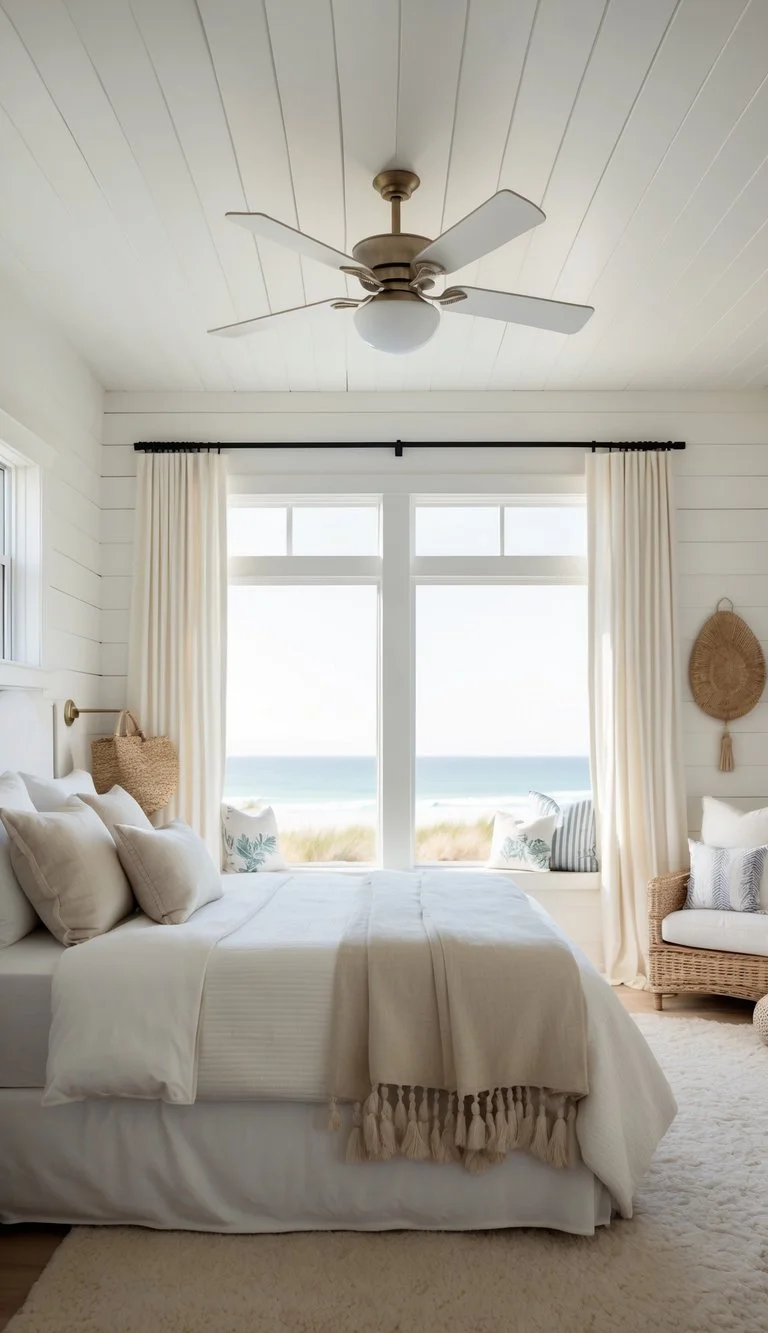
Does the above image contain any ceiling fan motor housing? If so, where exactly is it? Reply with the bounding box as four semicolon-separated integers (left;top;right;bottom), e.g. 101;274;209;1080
351;233;433;290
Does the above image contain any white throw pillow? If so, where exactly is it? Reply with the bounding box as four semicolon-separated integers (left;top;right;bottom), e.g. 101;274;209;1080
686;838;768;913
222;804;288;873
113;820;223;925
21;768;96;813
0;803;135;946
701;796;768;850
68;786;153;842
487;811;557;872
0;771;39;947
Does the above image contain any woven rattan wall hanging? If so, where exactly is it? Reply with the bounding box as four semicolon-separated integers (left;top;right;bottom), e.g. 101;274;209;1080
689;598;766;771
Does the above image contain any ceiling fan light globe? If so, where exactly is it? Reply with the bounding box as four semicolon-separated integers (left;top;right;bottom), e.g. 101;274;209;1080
353;293;439;354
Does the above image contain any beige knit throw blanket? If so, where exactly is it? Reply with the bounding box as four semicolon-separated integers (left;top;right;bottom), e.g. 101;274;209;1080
328;871;589;1173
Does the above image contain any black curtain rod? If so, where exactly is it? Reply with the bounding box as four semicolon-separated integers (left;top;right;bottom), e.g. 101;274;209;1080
134;440;685;458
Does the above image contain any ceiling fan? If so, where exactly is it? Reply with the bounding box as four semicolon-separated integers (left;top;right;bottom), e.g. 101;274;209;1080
209;169;593;355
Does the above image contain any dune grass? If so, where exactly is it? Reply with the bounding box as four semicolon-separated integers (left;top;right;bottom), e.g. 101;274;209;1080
279;824;375;864
278;819;493;864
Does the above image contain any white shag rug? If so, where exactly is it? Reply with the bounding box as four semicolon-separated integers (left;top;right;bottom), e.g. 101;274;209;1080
8;1015;768;1333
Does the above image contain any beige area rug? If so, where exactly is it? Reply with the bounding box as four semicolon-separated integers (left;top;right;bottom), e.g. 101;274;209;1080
9;1015;768;1333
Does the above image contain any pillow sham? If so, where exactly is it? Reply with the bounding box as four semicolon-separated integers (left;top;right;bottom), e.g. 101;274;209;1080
69;785;153;842
0;803;135;946
113;820;222;925
701;796;768;851
221;804;288;873
0;771;39;948
528;790;599;872
487;810;557;872
21;768;96;813
686;838;768;913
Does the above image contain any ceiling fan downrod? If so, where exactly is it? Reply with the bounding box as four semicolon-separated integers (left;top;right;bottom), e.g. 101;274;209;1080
371;169;420;236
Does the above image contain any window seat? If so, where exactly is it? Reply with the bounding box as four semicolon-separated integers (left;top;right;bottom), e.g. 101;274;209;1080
488;869;600;892
491;869;602;970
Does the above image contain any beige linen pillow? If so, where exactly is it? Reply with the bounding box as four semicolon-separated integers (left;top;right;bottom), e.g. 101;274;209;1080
0;804;135;946
113;820;223;925
68;785;153;841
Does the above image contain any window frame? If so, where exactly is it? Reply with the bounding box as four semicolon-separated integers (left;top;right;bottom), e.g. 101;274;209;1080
0;462;10;660
227;475;587;870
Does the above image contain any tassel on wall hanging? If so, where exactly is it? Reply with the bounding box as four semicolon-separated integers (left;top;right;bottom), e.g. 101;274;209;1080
689;598;766;772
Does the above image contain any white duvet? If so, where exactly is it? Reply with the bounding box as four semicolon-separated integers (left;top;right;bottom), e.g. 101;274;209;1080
43;871;676;1218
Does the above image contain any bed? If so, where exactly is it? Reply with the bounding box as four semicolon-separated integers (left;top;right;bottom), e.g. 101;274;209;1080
0;691;675;1236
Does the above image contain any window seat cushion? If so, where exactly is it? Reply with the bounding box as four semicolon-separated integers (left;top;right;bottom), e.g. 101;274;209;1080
662;908;768;958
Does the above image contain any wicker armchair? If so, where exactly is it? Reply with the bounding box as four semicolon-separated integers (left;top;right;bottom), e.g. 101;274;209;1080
648;869;768;1008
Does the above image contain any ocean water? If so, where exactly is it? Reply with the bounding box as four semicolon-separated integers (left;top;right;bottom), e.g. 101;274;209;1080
224;755;590;823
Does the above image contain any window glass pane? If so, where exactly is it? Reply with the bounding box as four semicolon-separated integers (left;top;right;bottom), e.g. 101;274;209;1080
0;467;5;552
415;585;589;862
291;506;379;556
225;585;378;863
414;506;500;556
228;506;286;556
503;506;586;556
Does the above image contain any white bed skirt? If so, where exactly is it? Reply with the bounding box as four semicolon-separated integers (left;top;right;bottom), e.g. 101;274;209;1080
0;1092;612;1235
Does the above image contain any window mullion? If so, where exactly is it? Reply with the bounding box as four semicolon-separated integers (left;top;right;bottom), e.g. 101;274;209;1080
380;492;413;869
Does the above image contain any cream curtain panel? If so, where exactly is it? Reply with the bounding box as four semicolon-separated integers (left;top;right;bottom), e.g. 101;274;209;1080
587;451;688;987
128;452;228;863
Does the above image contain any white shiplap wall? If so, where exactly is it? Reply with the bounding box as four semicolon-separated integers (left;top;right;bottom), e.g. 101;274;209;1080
0;279;104;771
102;389;768;838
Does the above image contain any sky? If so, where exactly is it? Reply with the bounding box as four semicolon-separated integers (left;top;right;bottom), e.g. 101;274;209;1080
226;506;589;758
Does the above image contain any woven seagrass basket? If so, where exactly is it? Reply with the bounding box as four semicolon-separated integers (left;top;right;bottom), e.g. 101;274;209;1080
689;598;765;771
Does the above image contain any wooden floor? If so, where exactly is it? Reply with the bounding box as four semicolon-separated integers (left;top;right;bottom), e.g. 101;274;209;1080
0;988;755;1330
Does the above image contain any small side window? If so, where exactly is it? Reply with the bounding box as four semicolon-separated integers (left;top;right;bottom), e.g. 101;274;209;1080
0;444;42;668
0;463;10;660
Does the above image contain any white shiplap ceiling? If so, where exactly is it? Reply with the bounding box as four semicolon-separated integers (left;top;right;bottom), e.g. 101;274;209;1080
1;0;768;393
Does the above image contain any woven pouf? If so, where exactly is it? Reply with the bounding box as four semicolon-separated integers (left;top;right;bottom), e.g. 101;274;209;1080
754;996;768;1046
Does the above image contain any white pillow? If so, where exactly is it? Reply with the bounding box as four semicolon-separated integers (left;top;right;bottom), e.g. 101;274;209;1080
21;769;96;813
0;771;39;947
113;820;223;925
701;796;768;850
487;811;557;872
0;803;135;946
68;786;153;842
222;804;288;873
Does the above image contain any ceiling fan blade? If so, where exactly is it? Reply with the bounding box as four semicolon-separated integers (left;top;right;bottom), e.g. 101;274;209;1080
208;298;343;338
226;213;355;271
413;191;545;274
442;286;593;334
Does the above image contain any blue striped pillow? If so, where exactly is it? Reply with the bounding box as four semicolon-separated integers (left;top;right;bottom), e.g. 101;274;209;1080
528;791;599;873
686;839;767;912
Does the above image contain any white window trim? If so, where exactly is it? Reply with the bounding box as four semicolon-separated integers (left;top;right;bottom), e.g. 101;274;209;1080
0;462;10;659
228;474;586;870
0;442;42;668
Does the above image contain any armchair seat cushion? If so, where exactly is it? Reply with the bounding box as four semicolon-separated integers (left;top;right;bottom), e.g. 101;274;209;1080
662;908;768;958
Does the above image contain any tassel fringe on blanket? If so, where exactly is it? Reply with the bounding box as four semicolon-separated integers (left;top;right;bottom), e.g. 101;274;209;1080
330;1085;579;1172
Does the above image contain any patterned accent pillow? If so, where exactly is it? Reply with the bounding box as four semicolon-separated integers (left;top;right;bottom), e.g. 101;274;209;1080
221;804;288;873
686;839;768;913
528;791;599;873
487;811;557;872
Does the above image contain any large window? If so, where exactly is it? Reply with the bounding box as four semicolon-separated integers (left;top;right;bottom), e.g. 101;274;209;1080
415;584;589;862
226;502;380;863
226;488;588;866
